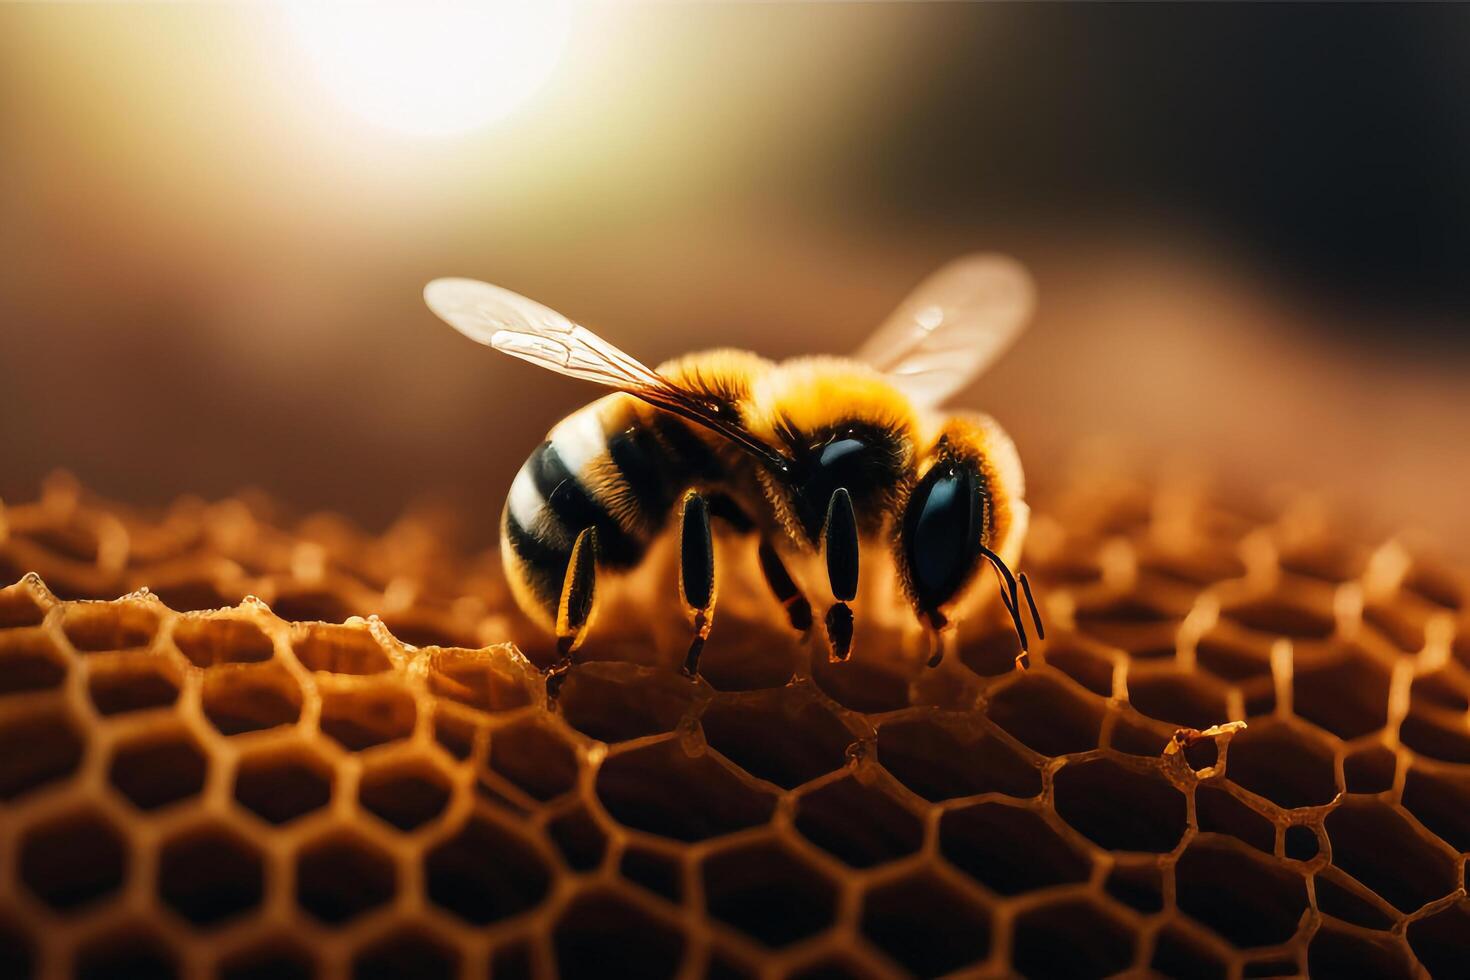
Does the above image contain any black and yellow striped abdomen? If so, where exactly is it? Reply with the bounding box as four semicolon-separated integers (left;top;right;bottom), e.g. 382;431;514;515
500;393;729;630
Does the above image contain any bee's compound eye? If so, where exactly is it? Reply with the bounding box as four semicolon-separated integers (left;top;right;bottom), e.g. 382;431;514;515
902;463;985;615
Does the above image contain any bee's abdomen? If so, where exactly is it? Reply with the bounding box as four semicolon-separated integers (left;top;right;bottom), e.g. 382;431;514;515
502;398;722;623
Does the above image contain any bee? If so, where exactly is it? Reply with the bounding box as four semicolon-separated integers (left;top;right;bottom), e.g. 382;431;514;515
425;255;1043;695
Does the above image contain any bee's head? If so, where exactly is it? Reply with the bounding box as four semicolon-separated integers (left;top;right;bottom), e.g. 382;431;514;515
748;358;919;544
895;415;1029;633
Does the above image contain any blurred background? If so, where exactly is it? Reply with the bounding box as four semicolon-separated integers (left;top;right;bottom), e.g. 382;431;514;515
2;3;1467;553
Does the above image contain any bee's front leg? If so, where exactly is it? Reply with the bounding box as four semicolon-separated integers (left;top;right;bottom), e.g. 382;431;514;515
821;488;859;662
547;526;598;702
678;490;716;678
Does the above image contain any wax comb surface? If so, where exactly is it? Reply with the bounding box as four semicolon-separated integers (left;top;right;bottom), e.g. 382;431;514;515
0;472;1467;978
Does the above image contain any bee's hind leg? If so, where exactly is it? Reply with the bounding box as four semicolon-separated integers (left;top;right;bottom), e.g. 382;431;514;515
821;488;859;662
678;490;717;678
757;538;814;634
547;526;598;702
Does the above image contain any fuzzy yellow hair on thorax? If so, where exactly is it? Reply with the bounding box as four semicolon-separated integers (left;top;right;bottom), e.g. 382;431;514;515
746;356;920;450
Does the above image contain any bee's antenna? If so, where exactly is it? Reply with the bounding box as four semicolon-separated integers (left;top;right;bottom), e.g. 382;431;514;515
976;545;1043;661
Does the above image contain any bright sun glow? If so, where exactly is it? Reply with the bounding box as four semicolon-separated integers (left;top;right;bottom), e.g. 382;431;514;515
285;1;576;138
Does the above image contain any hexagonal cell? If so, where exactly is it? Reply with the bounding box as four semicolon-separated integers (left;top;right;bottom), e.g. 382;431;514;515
295;831;397;925
788;955;883;980
0;915;33;980
693;610;805;692
1127;670;1230;730
701;840;837;948
794;775;923;868
1176;837;1308;948
235;742;334;824
876;717;1040;802
1195;785;1275;854
487;717;579;801
352;926;460;980
1195;630;1273;681
319;681;417;751
75;924;177;980
1282;823;1318;862
1042;640;1116;696
172;616;273;667
957;626;1028;677
987;673;1104;757
1104;860;1163;913
1344;744;1397;793
547;804;608;871
1398;710;1470;763
1325;798;1459;913
810;650;911;713
1054;758;1186;852
19;806;127;911
0;581;48;628
1011;897;1137;980
290;623;391;674
556;663;692;742
1409;669;1470;712
424;812;550;924
432;706;480;760
158;822;265;927
1293;648;1392;740
1226;720;1339;809
701;693;852;789
595;739;777;842
108;726;208;810
1073;593;1181;651
270;590;356;626
1363;601;1427;653
426;646;533;713
218;936;316;980
1402;765;1470;852
1407;899;1470;979
1308;924;1416;980
859;871;991;978
148;578;242;614
87;656;181;715
359;756;451;831
0;630;67;694
554;888;686;980
1223;595;1334;640
491;940;535;980
61;601;159;652
1313;866;1397;930
1150;925;1228;980
0;707;84;799
940;801;1090;896
202;662;302;735
1105;712;1173;758
621;845;683;903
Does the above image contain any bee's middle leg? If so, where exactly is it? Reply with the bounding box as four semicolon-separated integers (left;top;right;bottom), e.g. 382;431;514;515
708;492;813;635
821;488;859;662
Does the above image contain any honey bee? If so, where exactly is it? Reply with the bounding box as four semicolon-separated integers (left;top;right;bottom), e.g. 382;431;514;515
425;255;1042;694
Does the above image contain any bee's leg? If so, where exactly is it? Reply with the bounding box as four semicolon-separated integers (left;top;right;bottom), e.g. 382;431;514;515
924;611;950;668
821;488;859;662
757;538;814;633
547;526;598;702
678;490;716;678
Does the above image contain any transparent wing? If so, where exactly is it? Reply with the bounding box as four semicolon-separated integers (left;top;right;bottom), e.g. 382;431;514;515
424;277;793;471
854;254;1035;409
424;278;665;391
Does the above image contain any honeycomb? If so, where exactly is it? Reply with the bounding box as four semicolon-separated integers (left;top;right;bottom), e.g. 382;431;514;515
1;469;1469;978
